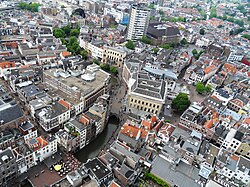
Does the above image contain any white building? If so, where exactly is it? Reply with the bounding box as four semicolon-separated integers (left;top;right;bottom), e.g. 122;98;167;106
127;4;150;40
27;135;57;164
227;51;244;62
195;37;210;47
222;129;243;152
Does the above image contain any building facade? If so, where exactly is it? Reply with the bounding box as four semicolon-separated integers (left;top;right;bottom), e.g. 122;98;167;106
127;4;150;40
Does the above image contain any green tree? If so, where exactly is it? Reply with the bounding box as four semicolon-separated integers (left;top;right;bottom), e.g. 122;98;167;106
100;63;110;71
210;7;217;18
194;50;204;60
148;4;155;9
110;66;118;75
159;10;164;16
60;38;68;45
80;50;88;60
18;2;40;12
70;29;80;37
93;58;100;65
192;49;198;56
171;93;191;114
152;48;159;54
67;42;80;54
196;82;205;94
69;36;78;45
140;36;152;44
199;28;205;35
62;25;71;36
145;173;170;187
242;34;250;40
235;19;244;27
125;40;135;50
180;38;188;46
53;28;65;38
160;43;171;49
205;85;212;93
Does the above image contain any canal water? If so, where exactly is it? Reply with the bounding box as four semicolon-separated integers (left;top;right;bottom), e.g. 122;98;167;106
74;116;119;162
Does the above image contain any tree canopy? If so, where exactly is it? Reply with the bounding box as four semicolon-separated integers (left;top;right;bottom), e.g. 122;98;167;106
140;36;152;44
180;38;188;46
61;25;71;36
100;63;110;71
125;40;135;50
242;34;250;40
53;28;65;38
53;25;83;56
80;50;88;60
192;49;204;60
160;43;171;49
199;28;205;35
171;93;191;114
196;82;206;94
210;7;217;18
196;82;212;94
93;58;100;65
152;48;159;54
110;66;118;75
70;29;80;37
18;2;41;12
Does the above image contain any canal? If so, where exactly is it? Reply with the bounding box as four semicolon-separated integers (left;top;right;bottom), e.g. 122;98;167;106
74;115;119;162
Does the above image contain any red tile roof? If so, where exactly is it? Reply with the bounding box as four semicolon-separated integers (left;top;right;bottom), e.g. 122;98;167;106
61;51;71;57
58;99;71;109
79;114;91;125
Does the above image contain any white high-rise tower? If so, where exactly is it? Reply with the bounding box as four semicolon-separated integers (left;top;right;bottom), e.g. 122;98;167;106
127;4;150;41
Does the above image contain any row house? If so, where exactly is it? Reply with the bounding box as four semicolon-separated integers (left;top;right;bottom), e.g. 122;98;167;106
26;135;57;165
227;94;249;113
36;100;71;132
56;96;109;152
0;148;18;186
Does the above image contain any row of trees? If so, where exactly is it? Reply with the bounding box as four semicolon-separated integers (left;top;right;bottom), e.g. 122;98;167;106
93;59;118;75
229;28;245;36
161;16;187;23
144;173;170;187
192;49;204;60
196;82;212;94
18;2;40;12
242;34;250;40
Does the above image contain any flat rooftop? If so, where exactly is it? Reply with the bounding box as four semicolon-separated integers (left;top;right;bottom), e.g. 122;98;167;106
84;158;111;180
19;121;34;131
44;68;110;99
151;156;200;187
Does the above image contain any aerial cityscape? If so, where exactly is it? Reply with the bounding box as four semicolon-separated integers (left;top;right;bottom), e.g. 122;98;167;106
0;0;249;187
